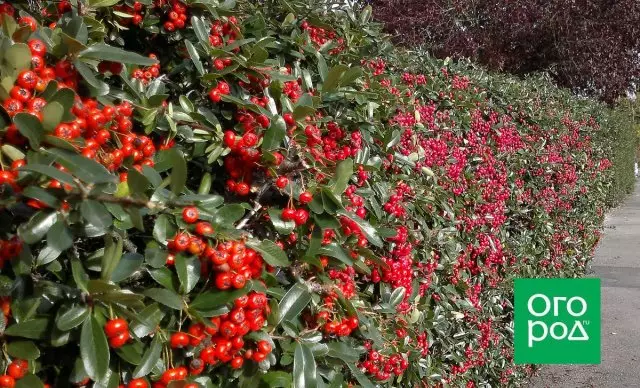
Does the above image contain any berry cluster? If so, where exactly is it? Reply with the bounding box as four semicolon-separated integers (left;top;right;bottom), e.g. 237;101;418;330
359;348;409;381
162;0;189;31
131;54;162;84
114;1;145;26
104;318;131;349
0;359;29;388
208;17;239;48
300;21;345;54
0;237;22;269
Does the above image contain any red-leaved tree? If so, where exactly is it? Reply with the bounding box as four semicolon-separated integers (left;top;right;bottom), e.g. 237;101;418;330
372;0;640;102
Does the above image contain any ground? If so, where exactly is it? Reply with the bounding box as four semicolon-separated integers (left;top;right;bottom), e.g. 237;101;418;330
528;183;640;387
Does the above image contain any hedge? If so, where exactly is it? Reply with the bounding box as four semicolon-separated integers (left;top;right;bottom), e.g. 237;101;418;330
0;0;633;387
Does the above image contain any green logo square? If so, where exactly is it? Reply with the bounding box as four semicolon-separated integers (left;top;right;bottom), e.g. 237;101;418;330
514;278;600;364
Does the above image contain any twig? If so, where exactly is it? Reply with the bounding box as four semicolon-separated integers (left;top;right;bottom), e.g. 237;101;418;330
236;200;262;230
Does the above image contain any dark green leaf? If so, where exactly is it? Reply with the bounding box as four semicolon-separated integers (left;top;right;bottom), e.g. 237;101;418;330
13;113;44;149
111;252;144;282
131;304;165;338
80;315;110;381
293;342;317;388
143;288;183;310
330;158;353;195
337;210;383;247
185;40;205;76
20;164;76;187
175;254;200;294
18;212;57;245
262;115;286;151
190;283;252;311
317;243;353;266
246;239;290;267
56;305;90;331
153;214;176;243
41;102;65;132
261;371;292;387
74;60;109;95
322;65;348;92
132;335;162;378
15;374;44;388
277;283;311;325
47;221;73;252
81;200;113;233
5;318;50;339
168;148;187;195
79;43;158;65
47;148;115;184
7;341;41;360
326;342;361;362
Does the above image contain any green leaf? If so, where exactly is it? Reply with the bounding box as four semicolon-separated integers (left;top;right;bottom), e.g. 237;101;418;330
268;208;296;234
316;53;328;81
3;43;31;75
7;341;41;360
101;235;123;281
111;252;144;282
322;65;348;92
175;254;200;294
56;305;90;331
18;211;58;245
47;221;73;252
15;374;44;388
293;342;317;388
143;288;183;310
340;67;363;87
153;214;176;243
168;148;187;195
20;164;76;187
79;43;158;66
5;318;50;339
80;315;110;382
330;158;353;195
88;0;121;7
326;342;361;362
359;5;373;23
127;168;150;196
81;200;114;233
317;243;353;266
185;40;205;76
130;304;165;338
191;16;211;49
261;371;292;387
41;102;65;132
262;115;286;151
47;88;76;121
74;60;109;96
213;204;246;226
47;148;115;184
132;335;162;378
347;364;376;388
278;283;311;325
13;113;44;149
337;210;383;247
190;284;251;311
246;239;290;267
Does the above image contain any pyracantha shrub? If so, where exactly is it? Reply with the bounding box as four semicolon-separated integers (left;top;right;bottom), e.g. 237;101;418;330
0;0;627;387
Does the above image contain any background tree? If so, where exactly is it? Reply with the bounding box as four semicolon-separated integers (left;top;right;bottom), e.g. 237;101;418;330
371;0;640;102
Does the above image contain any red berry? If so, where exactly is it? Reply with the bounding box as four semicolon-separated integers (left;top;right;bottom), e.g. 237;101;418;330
294;209;309;226
182;206;199;223
104;318;128;338
214;58;225;70
283;113;295;126
282;208;296;221
257;340;272;354
235;182;250;196
217;81;230;95
0;375;15;388
231;356;244;369
209;88;221;103
275;176;289;189
16;70;37;89
127;378;149;388
299;191;313;204
170;332;190;348
108;331;130;348
195;221;213;236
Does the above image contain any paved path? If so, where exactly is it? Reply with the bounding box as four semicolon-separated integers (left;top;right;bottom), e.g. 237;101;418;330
528;183;640;387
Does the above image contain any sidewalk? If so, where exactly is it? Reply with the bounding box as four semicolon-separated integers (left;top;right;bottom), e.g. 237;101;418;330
528;184;640;387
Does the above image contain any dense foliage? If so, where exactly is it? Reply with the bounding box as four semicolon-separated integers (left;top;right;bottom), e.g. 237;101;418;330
0;0;631;387
371;0;640;103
